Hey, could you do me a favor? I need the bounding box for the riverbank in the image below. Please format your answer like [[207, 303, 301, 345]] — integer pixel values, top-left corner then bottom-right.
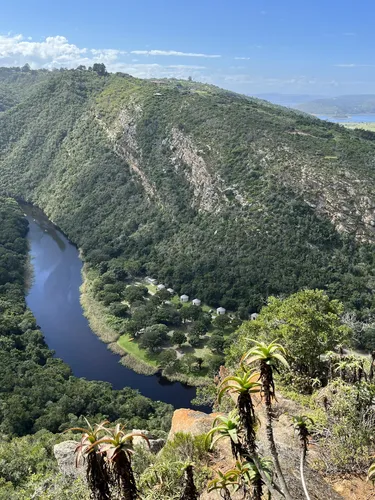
[[80, 266, 210, 387], [80, 273, 159, 376]]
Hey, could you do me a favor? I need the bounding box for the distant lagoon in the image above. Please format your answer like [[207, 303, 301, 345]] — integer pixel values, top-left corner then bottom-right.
[[315, 114, 375, 124]]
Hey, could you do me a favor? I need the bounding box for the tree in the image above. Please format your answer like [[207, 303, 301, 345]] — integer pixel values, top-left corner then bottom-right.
[[180, 305, 201, 322], [188, 332, 200, 347], [131, 306, 150, 331], [172, 331, 187, 347], [207, 334, 224, 353], [231, 290, 351, 377], [243, 340, 292, 500], [182, 354, 198, 373], [205, 354, 224, 374], [159, 349, 178, 367], [190, 320, 208, 336], [92, 63, 107, 76], [100, 292, 121, 306], [109, 303, 129, 318], [196, 357, 204, 371], [139, 325, 168, 352], [123, 286, 148, 304], [213, 314, 231, 331], [152, 304, 181, 326], [156, 288, 171, 302]]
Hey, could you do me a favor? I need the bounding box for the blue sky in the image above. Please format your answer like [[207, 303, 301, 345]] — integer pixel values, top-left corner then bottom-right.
[[0, 0, 373, 95]]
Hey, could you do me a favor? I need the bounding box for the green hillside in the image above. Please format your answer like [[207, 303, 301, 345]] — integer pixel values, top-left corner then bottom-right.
[[297, 94, 375, 115], [1, 67, 375, 321], [0, 66, 53, 112]]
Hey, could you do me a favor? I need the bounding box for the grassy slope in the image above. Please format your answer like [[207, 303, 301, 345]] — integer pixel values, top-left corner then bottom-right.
[[1, 70, 375, 318], [344, 122, 375, 132]]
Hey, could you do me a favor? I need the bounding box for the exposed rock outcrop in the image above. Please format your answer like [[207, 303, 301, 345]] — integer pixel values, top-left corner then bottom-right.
[[168, 409, 222, 439], [132, 429, 165, 453], [53, 440, 85, 480]]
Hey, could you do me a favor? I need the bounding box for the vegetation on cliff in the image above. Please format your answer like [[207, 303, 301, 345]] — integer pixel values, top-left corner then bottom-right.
[[0, 196, 173, 497], [2, 67, 375, 335]]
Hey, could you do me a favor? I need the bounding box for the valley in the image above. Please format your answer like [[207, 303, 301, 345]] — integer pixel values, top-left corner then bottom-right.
[[24, 203, 200, 407], [2, 66, 375, 498]]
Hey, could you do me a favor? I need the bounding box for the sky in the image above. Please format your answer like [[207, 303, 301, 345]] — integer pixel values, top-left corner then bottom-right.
[[0, 0, 374, 96]]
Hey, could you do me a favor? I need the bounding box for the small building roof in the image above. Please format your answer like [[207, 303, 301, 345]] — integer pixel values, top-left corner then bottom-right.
[[157, 284, 166, 290], [251, 313, 259, 320], [180, 294, 189, 300], [216, 307, 226, 314], [167, 288, 174, 294], [192, 298, 201, 305]]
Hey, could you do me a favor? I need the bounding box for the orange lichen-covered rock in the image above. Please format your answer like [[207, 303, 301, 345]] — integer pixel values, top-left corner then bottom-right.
[[168, 409, 222, 440]]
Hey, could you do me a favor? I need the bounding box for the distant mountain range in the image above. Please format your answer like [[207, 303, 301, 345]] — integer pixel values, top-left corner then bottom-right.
[[296, 94, 375, 115], [254, 93, 327, 108]]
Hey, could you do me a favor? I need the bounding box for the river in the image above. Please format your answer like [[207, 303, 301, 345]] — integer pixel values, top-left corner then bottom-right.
[[23, 204, 201, 409]]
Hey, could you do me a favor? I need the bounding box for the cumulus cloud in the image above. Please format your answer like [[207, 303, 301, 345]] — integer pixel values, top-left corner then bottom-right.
[[0, 33, 211, 80], [0, 34, 86, 66], [130, 49, 221, 58]]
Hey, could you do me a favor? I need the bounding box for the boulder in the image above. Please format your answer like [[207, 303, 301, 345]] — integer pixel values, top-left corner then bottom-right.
[[168, 409, 222, 440], [132, 429, 165, 453], [53, 440, 85, 479]]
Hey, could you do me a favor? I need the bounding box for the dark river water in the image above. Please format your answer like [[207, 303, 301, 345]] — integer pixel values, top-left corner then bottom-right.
[[23, 204, 201, 409]]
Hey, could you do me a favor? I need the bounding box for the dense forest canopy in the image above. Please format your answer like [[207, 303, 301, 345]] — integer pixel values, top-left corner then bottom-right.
[[0, 197, 173, 438], [1, 67, 375, 331]]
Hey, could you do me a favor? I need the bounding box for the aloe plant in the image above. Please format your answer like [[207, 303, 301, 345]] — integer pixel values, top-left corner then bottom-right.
[[207, 469, 240, 500], [205, 412, 242, 458], [243, 340, 292, 500], [216, 368, 282, 498], [93, 423, 149, 500], [292, 415, 314, 500], [68, 418, 111, 500]]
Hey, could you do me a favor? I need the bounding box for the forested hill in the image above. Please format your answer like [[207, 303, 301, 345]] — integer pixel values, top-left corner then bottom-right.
[[297, 94, 375, 115], [1, 67, 375, 316], [0, 65, 53, 112]]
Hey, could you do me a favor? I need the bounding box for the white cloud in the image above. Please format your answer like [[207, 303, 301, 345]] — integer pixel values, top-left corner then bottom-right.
[[234, 57, 251, 60], [335, 63, 375, 68], [0, 34, 211, 81], [130, 49, 221, 58], [90, 49, 126, 61], [0, 34, 86, 65]]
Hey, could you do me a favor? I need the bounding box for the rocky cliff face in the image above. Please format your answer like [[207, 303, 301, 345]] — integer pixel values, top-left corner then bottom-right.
[[2, 69, 375, 312]]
